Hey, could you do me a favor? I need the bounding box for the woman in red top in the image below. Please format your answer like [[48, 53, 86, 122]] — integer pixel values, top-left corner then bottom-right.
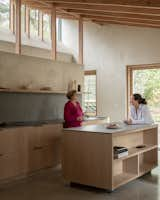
[[64, 90, 83, 128]]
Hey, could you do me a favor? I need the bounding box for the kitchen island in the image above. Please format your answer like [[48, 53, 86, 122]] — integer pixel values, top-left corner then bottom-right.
[[62, 123, 158, 191]]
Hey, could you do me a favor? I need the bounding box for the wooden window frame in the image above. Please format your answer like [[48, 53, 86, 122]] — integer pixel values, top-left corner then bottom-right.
[[84, 70, 97, 116], [126, 63, 160, 117]]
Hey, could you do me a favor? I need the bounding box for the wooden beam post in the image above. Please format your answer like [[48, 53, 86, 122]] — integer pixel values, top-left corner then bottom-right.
[[78, 17, 83, 65], [26, 6, 30, 38], [24, 4, 26, 33], [15, 0, 21, 54], [38, 11, 40, 37], [10, 0, 15, 34], [51, 4, 57, 60]]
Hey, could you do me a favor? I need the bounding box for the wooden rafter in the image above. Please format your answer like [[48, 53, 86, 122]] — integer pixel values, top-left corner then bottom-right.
[[19, 0, 160, 29], [51, 4, 57, 60]]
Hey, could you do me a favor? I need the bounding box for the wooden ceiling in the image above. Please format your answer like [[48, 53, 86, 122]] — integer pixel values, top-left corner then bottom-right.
[[22, 0, 160, 29]]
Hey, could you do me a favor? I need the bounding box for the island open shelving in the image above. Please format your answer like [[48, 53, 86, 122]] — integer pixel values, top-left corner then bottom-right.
[[62, 123, 158, 191]]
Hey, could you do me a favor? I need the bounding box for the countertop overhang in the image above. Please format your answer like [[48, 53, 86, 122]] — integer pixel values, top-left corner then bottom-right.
[[64, 123, 158, 134]]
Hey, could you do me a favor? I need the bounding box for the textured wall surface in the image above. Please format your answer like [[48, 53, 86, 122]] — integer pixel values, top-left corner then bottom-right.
[[62, 20, 160, 121], [0, 51, 83, 92]]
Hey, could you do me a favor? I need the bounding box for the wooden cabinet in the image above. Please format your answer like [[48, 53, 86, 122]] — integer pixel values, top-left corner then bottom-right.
[[62, 125, 158, 191], [0, 123, 62, 181]]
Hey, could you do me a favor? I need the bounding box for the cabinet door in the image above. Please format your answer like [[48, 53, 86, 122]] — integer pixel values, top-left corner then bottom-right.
[[25, 126, 46, 150], [0, 128, 25, 154], [41, 124, 63, 145], [0, 152, 26, 180]]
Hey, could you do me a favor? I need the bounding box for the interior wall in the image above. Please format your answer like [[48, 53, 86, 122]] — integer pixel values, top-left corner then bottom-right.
[[0, 51, 83, 122], [0, 51, 83, 92], [62, 20, 160, 121]]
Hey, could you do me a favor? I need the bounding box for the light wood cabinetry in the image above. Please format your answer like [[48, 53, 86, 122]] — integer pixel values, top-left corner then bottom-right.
[[0, 123, 62, 182], [62, 124, 158, 191]]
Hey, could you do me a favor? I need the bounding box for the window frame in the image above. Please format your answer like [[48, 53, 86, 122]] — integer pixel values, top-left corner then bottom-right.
[[84, 70, 97, 117], [126, 63, 160, 117]]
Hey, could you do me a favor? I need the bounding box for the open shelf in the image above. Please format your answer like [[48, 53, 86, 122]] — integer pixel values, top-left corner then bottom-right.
[[114, 144, 157, 161], [0, 88, 67, 94], [139, 148, 158, 176], [112, 127, 158, 189], [113, 155, 138, 188], [113, 172, 137, 189], [0, 88, 83, 95]]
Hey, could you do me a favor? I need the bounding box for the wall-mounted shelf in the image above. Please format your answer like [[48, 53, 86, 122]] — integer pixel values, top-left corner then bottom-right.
[[0, 89, 71, 95], [0, 89, 82, 95]]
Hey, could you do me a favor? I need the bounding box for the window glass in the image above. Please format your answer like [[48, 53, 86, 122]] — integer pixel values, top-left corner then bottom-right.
[[84, 72, 97, 116], [30, 9, 38, 37], [0, 0, 9, 30], [43, 13, 51, 41]]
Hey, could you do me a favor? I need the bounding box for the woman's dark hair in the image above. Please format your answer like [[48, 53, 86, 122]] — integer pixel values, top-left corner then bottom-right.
[[66, 90, 77, 100], [133, 93, 147, 105]]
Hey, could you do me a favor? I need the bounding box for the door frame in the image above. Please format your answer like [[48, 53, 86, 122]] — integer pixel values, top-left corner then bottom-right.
[[126, 63, 160, 117]]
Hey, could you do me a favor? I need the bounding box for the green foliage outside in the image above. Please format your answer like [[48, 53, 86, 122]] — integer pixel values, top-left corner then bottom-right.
[[133, 69, 160, 122], [0, 0, 9, 29]]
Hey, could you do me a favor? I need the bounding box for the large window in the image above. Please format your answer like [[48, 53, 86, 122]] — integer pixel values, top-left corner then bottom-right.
[[127, 65, 160, 147], [0, 1, 62, 43], [84, 70, 97, 116], [0, 0, 9, 30]]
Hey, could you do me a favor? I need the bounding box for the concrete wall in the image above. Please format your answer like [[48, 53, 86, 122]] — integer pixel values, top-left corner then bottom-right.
[[62, 20, 160, 121], [0, 51, 83, 122], [0, 51, 83, 92], [0, 92, 67, 122]]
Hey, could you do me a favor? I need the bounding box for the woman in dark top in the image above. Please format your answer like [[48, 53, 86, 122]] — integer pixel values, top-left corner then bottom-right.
[[64, 90, 83, 128]]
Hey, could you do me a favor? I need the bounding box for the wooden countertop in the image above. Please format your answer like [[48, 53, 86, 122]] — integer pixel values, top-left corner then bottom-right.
[[64, 123, 158, 134]]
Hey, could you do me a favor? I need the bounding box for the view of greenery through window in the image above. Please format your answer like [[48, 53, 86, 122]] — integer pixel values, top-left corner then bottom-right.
[[133, 69, 160, 122], [84, 74, 96, 116], [0, 0, 9, 30], [0, 1, 62, 42], [30, 9, 39, 37], [43, 14, 51, 41]]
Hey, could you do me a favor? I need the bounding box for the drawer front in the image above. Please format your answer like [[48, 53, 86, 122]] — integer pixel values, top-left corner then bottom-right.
[[0, 152, 26, 180], [0, 128, 25, 154], [26, 143, 62, 173]]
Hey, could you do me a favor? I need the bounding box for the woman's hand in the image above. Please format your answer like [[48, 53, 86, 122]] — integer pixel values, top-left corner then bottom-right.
[[77, 116, 83, 121], [124, 119, 132, 125]]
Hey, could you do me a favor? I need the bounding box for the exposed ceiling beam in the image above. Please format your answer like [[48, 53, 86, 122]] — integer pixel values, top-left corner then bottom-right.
[[82, 15, 160, 26], [42, 0, 160, 8], [91, 19, 160, 28], [54, 3, 160, 16], [66, 9, 160, 21]]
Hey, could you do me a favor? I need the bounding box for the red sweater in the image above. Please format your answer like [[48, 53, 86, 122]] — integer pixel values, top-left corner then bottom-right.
[[64, 101, 83, 128]]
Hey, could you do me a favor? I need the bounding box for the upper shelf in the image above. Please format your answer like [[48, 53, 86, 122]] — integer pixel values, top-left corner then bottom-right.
[[0, 88, 82, 95], [0, 88, 66, 94]]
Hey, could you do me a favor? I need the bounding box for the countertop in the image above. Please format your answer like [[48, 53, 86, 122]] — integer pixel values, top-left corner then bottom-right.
[[64, 123, 158, 134], [0, 120, 64, 129], [0, 116, 106, 129]]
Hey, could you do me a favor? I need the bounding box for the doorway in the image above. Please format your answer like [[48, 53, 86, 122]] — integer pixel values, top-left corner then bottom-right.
[[127, 64, 160, 147]]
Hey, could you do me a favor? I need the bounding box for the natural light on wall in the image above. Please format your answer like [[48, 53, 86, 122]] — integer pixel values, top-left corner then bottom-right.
[[0, 0, 9, 30]]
